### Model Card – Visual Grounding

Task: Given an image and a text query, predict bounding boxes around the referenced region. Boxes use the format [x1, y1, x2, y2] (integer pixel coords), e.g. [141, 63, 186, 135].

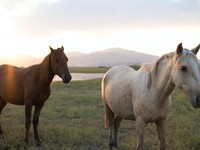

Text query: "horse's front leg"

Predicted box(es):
[24, 101, 33, 143]
[33, 103, 44, 142]
[155, 118, 166, 150]
[135, 118, 146, 150]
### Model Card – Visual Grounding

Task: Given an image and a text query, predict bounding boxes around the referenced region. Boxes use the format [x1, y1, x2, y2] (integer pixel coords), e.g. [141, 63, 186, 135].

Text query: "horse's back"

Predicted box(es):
[103, 65, 135, 80]
[0, 65, 27, 104]
[0, 64, 25, 84]
[102, 65, 135, 94]
[102, 65, 136, 120]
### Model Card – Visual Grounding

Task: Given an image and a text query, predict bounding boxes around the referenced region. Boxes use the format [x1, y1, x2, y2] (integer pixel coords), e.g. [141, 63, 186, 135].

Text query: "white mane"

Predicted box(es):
[140, 52, 176, 88]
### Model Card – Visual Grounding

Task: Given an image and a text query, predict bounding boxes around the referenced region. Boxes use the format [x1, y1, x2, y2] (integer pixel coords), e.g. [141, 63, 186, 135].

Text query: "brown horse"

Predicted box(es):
[0, 46, 71, 143]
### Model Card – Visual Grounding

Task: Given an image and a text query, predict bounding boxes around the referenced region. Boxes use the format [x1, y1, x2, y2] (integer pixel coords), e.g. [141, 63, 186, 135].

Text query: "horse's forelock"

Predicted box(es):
[179, 48, 197, 58]
[175, 49, 198, 65]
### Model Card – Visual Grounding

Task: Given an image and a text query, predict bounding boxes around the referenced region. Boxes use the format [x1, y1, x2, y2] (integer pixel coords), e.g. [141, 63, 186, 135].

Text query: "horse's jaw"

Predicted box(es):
[182, 86, 200, 109]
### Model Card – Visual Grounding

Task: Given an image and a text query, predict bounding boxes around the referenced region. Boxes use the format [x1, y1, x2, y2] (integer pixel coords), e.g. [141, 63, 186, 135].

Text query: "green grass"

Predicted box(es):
[69, 67, 110, 73]
[0, 79, 200, 150]
[69, 65, 140, 73]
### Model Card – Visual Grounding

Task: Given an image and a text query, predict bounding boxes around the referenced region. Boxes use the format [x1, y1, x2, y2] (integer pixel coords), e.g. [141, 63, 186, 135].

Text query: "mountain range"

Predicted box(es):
[0, 48, 158, 67]
[68, 48, 158, 67]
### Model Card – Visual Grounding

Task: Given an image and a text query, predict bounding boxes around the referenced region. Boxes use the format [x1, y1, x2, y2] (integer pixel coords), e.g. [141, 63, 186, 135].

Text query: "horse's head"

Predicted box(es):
[172, 43, 200, 108]
[49, 46, 72, 83]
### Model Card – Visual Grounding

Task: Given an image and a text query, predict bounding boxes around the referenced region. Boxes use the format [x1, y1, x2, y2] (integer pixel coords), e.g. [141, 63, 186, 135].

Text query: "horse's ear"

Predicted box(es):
[61, 46, 64, 52]
[49, 46, 54, 52]
[191, 44, 200, 55]
[176, 43, 183, 55]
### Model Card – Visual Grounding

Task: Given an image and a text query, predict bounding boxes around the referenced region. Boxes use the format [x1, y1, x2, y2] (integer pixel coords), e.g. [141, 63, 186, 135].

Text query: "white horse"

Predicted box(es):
[101, 43, 200, 150]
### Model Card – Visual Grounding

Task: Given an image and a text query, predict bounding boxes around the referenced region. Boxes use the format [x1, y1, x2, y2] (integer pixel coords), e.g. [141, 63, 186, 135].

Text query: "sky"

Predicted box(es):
[0, 0, 200, 59]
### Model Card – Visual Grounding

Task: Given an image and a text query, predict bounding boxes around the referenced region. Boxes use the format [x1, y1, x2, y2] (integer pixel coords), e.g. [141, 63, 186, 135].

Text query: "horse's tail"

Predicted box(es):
[101, 74, 113, 129]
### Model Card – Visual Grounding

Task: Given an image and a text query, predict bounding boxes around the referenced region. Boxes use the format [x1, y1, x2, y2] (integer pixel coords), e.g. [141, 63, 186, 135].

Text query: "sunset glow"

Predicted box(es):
[0, 0, 200, 62]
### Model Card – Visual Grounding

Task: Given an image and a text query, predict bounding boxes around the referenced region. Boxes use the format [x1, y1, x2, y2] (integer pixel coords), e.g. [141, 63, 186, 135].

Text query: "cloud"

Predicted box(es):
[1, 0, 200, 37]
[170, 0, 184, 3]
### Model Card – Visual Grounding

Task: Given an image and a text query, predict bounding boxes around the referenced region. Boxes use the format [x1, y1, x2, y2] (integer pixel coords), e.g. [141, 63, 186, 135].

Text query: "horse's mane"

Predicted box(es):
[41, 53, 53, 81]
[140, 52, 176, 88]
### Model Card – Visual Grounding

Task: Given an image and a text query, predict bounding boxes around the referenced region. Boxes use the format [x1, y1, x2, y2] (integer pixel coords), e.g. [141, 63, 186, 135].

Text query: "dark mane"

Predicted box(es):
[41, 53, 53, 82]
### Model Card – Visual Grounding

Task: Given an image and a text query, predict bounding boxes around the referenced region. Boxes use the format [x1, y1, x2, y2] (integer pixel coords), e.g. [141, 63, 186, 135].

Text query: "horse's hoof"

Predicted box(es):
[109, 141, 117, 149]
[24, 143, 29, 150]
[24, 138, 28, 143]
[35, 139, 43, 147]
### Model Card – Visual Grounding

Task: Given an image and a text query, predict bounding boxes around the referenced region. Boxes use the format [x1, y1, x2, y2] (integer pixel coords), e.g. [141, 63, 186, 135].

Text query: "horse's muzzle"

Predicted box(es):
[62, 74, 72, 83]
[191, 96, 200, 109]
[195, 96, 200, 108]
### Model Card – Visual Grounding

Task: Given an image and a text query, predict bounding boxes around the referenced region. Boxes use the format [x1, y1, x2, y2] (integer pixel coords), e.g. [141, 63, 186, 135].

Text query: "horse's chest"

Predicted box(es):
[39, 93, 50, 101]
[32, 93, 50, 105]
[31, 88, 51, 104]
[136, 102, 170, 122]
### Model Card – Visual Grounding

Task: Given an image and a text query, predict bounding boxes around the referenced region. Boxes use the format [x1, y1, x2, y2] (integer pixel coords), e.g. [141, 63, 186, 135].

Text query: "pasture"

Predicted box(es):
[68, 65, 140, 73]
[0, 78, 200, 150]
[69, 67, 110, 73]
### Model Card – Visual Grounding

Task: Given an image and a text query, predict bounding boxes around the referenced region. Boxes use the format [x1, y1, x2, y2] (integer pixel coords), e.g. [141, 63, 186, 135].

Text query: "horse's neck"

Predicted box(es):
[39, 55, 55, 84]
[151, 58, 175, 102]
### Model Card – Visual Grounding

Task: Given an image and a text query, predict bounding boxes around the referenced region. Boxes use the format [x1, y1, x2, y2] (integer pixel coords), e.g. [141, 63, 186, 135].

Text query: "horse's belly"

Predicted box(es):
[8, 100, 24, 105]
[3, 94, 25, 105]
[0, 86, 25, 105]
[108, 99, 135, 120]
[106, 88, 136, 121]
[104, 65, 137, 120]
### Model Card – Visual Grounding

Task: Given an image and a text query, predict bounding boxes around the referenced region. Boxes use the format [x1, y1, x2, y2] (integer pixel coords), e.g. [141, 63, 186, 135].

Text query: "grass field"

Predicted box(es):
[0, 79, 200, 150]
[69, 65, 140, 73]
[69, 67, 110, 73]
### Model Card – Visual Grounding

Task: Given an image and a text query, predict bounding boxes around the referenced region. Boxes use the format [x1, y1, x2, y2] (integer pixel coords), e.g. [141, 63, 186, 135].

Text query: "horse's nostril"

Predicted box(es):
[64, 74, 67, 80]
[196, 96, 200, 105]
[69, 74, 72, 80]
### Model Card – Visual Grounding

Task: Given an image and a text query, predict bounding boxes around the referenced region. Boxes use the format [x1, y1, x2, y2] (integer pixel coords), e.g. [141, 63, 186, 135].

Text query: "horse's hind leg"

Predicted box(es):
[103, 102, 114, 149]
[112, 116, 122, 148]
[0, 99, 7, 137]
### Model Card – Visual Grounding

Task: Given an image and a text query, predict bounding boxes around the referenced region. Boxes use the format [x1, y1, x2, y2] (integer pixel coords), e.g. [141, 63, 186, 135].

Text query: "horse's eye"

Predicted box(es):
[180, 66, 187, 72]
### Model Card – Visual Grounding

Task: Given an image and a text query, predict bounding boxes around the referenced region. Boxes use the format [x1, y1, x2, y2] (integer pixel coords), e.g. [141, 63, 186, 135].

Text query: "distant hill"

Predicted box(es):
[0, 48, 158, 67]
[0, 55, 41, 67]
[68, 48, 158, 67]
